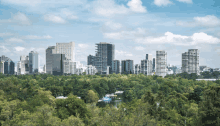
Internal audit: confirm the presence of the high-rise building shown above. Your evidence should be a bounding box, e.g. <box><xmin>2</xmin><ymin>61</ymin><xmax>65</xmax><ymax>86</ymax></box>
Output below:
<box><xmin>153</xmin><ymin>58</ymin><xmax>156</xmax><ymax>72</ymax></box>
<box><xmin>94</xmin><ymin>42</ymin><xmax>115</xmax><ymax>74</ymax></box>
<box><xmin>141</xmin><ymin>59</ymin><xmax>152</xmax><ymax>75</ymax></box>
<box><xmin>156</xmin><ymin>51</ymin><xmax>167</xmax><ymax>77</ymax></box>
<box><xmin>46</xmin><ymin>46</ymin><xmax>56</xmax><ymax>74</ymax></box>
<box><xmin>86</xmin><ymin>65</ymin><xmax>97</xmax><ymax>75</ymax></box>
<box><xmin>87</xmin><ymin>55</ymin><xmax>96</xmax><ymax>66</ymax></box>
<box><xmin>146</xmin><ymin>54</ymin><xmax>152</xmax><ymax>61</ymax></box>
<box><xmin>43</xmin><ymin>65</ymin><xmax>46</xmax><ymax>73</ymax></box>
<box><xmin>182</xmin><ymin>49</ymin><xmax>199</xmax><ymax>75</ymax></box>
<box><xmin>121</xmin><ymin>59</ymin><xmax>133</xmax><ymax>74</ymax></box>
<box><xmin>52</xmin><ymin>54</ymin><xmax>66</xmax><ymax>75</ymax></box>
<box><xmin>135</xmin><ymin>64</ymin><xmax>141</xmax><ymax>74</ymax></box>
<box><xmin>17</xmin><ymin>55</ymin><xmax>29</xmax><ymax>75</ymax></box>
<box><xmin>0</xmin><ymin>55</ymin><xmax>15</xmax><ymax>75</ymax></box>
<box><xmin>112</xmin><ymin>60</ymin><xmax>120</xmax><ymax>74</ymax></box>
<box><xmin>56</xmin><ymin>42</ymin><xmax>75</xmax><ymax>61</ymax></box>
<box><xmin>29</xmin><ymin>51</ymin><xmax>39</xmax><ymax>74</ymax></box>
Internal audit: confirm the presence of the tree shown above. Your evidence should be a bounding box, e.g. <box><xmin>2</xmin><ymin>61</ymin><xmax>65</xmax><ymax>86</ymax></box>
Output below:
<box><xmin>85</xmin><ymin>90</ymin><xmax>99</xmax><ymax>104</ymax></box>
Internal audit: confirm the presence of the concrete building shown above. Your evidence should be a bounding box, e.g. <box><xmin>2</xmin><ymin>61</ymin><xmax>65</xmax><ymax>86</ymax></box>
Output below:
<box><xmin>146</xmin><ymin>54</ymin><xmax>152</xmax><ymax>61</ymax></box>
<box><xmin>55</xmin><ymin>42</ymin><xmax>75</xmax><ymax>61</ymax></box>
<box><xmin>121</xmin><ymin>59</ymin><xmax>133</xmax><ymax>74</ymax></box>
<box><xmin>0</xmin><ymin>55</ymin><xmax>15</xmax><ymax>75</ymax></box>
<box><xmin>46</xmin><ymin>46</ymin><xmax>56</xmax><ymax>74</ymax></box>
<box><xmin>17</xmin><ymin>56</ymin><xmax>29</xmax><ymax>75</ymax></box>
<box><xmin>135</xmin><ymin>64</ymin><xmax>141</xmax><ymax>74</ymax></box>
<box><xmin>43</xmin><ymin>65</ymin><xmax>46</xmax><ymax>73</ymax></box>
<box><xmin>153</xmin><ymin>58</ymin><xmax>156</xmax><ymax>72</ymax></box>
<box><xmin>140</xmin><ymin>59</ymin><xmax>152</xmax><ymax>75</ymax></box>
<box><xmin>213</xmin><ymin>68</ymin><xmax>220</xmax><ymax>72</ymax></box>
<box><xmin>156</xmin><ymin>51</ymin><xmax>167</xmax><ymax>77</ymax></box>
<box><xmin>29</xmin><ymin>51</ymin><xmax>39</xmax><ymax>74</ymax></box>
<box><xmin>87</xmin><ymin>55</ymin><xmax>96</xmax><ymax>66</ymax></box>
<box><xmin>200</xmin><ymin>66</ymin><xmax>207</xmax><ymax>72</ymax></box>
<box><xmin>94</xmin><ymin>42</ymin><xmax>115</xmax><ymax>74</ymax></box>
<box><xmin>182</xmin><ymin>49</ymin><xmax>199</xmax><ymax>75</ymax></box>
<box><xmin>86</xmin><ymin>65</ymin><xmax>97</xmax><ymax>75</ymax></box>
<box><xmin>112</xmin><ymin>60</ymin><xmax>120</xmax><ymax>74</ymax></box>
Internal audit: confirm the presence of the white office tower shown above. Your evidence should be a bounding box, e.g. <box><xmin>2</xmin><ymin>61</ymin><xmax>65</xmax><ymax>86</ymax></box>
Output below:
<box><xmin>17</xmin><ymin>56</ymin><xmax>29</xmax><ymax>75</ymax></box>
<box><xmin>182</xmin><ymin>49</ymin><xmax>199</xmax><ymax>75</ymax></box>
<box><xmin>0</xmin><ymin>61</ymin><xmax>4</xmax><ymax>74</ymax></box>
<box><xmin>63</xmin><ymin>59</ymin><xmax>75</xmax><ymax>74</ymax></box>
<box><xmin>56</xmin><ymin>42</ymin><xmax>75</xmax><ymax>61</ymax></box>
<box><xmin>141</xmin><ymin>60</ymin><xmax>152</xmax><ymax>75</ymax></box>
<box><xmin>86</xmin><ymin>65</ymin><xmax>97</xmax><ymax>75</ymax></box>
<box><xmin>135</xmin><ymin>64</ymin><xmax>141</xmax><ymax>74</ymax></box>
<box><xmin>156</xmin><ymin>51</ymin><xmax>167</xmax><ymax>77</ymax></box>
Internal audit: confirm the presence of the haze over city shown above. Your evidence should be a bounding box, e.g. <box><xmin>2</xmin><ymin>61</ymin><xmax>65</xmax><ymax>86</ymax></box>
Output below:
<box><xmin>0</xmin><ymin>0</ymin><xmax>220</xmax><ymax>72</ymax></box>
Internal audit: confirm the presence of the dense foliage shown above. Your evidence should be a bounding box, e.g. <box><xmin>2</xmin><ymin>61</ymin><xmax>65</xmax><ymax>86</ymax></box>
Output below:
<box><xmin>0</xmin><ymin>73</ymin><xmax>220</xmax><ymax>125</ymax></box>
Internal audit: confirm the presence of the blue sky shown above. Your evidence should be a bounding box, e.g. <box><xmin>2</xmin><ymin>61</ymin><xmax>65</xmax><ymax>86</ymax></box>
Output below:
<box><xmin>0</xmin><ymin>0</ymin><xmax>220</xmax><ymax>71</ymax></box>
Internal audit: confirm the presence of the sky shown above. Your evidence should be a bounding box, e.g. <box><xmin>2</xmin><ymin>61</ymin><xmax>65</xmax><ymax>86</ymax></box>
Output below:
<box><xmin>0</xmin><ymin>0</ymin><xmax>220</xmax><ymax>72</ymax></box>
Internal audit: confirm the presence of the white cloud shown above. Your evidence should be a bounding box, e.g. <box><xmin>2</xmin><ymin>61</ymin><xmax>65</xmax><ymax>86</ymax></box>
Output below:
<box><xmin>0</xmin><ymin>46</ymin><xmax>10</xmax><ymax>52</ymax></box>
<box><xmin>177</xmin><ymin>15</ymin><xmax>220</xmax><ymax>27</ymax></box>
<box><xmin>24</xmin><ymin>35</ymin><xmax>52</xmax><ymax>39</ymax></box>
<box><xmin>78</xmin><ymin>44</ymin><xmax>89</xmax><ymax>49</ymax></box>
<box><xmin>104</xmin><ymin>21</ymin><xmax>122</xmax><ymax>30</ymax></box>
<box><xmin>154</xmin><ymin>0</ymin><xmax>173</xmax><ymax>6</ymax></box>
<box><xmin>14</xmin><ymin>46</ymin><xmax>25</xmax><ymax>51</ymax></box>
<box><xmin>0</xmin><ymin>33</ymin><xmax>14</xmax><ymax>37</ymax></box>
<box><xmin>92</xmin><ymin>0</ymin><xmax>129</xmax><ymax>17</ymax></box>
<box><xmin>44</xmin><ymin>15</ymin><xmax>66</xmax><ymax>24</ymax></box>
<box><xmin>135</xmin><ymin>32</ymin><xmax>220</xmax><ymax>46</ymax></box>
<box><xmin>127</xmin><ymin>0</ymin><xmax>147</xmax><ymax>13</ymax></box>
<box><xmin>60</xmin><ymin>8</ymin><xmax>78</xmax><ymax>20</ymax></box>
<box><xmin>0</xmin><ymin>12</ymin><xmax>31</xmax><ymax>25</ymax></box>
<box><xmin>115</xmin><ymin>50</ymin><xmax>133</xmax><ymax>57</ymax></box>
<box><xmin>7</xmin><ymin>38</ymin><xmax>24</xmax><ymax>43</ymax></box>
<box><xmin>103</xmin><ymin>28</ymin><xmax>146</xmax><ymax>39</ymax></box>
<box><xmin>176</xmin><ymin>0</ymin><xmax>192</xmax><ymax>3</ymax></box>
<box><xmin>1</xmin><ymin>0</ymin><xmax>41</xmax><ymax>6</ymax></box>
<box><xmin>134</xmin><ymin>46</ymin><xmax>145</xmax><ymax>50</ymax></box>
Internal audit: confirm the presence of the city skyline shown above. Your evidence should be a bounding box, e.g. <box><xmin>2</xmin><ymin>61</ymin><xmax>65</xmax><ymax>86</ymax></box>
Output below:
<box><xmin>0</xmin><ymin>0</ymin><xmax>220</xmax><ymax>72</ymax></box>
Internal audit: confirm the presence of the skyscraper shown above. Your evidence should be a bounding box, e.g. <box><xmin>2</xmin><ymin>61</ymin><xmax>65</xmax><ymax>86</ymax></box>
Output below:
<box><xmin>56</xmin><ymin>42</ymin><xmax>75</xmax><ymax>61</ymax></box>
<box><xmin>135</xmin><ymin>64</ymin><xmax>141</xmax><ymax>74</ymax></box>
<box><xmin>121</xmin><ymin>59</ymin><xmax>133</xmax><ymax>74</ymax></box>
<box><xmin>182</xmin><ymin>49</ymin><xmax>199</xmax><ymax>75</ymax></box>
<box><xmin>0</xmin><ymin>55</ymin><xmax>14</xmax><ymax>75</ymax></box>
<box><xmin>29</xmin><ymin>51</ymin><xmax>39</xmax><ymax>74</ymax></box>
<box><xmin>94</xmin><ymin>42</ymin><xmax>115</xmax><ymax>74</ymax></box>
<box><xmin>141</xmin><ymin>59</ymin><xmax>152</xmax><ymax>75</ymax></box>
<box><xmin>156</xmin><ymin>51</ymin><xmax>167</xmax><ymax>77</ymax></box>
<box><xmin>46</xmin><ymin>46</ymin><xmax>66</xmax><ymax>75</ymax></box>
<box><xmin>112</xmin><ymin>60</ymin><xmax>120</xmax><ymax>74</ymax></box>
<box><xmin>146</xmin><ymin>54</ymin><xmax>152</xmax><ymax>61</ymax></box>
<box><xmin>17</xmin><ymin>55</ymin><xmax>29</xmax><ymax>75</ymax></box>
<box><xmin>153</xmin><ymin>58</ymin><xmax>156</xmax><ymax>72</ymax></box>
<box><xmin>87</xmin><ymin>55</ymin><xmax>96</xmax><ymax>66</ymax></box>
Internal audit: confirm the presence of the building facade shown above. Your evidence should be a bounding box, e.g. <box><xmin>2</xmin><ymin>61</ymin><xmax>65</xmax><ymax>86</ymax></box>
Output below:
<box><xmin>141</xmin><ymin>59</ymin><xmax>152</xmax><ymax>75</ymax></box>
<box><xmin>121</xmin><ymin>60</ymin><xmax>133</xmax><ymax>74</ymax></box>
<box><xmin>87</xmin><ymin>55</ymin><xmax>96</xmax><ymax>66</ymax></box>
<box><xmin>0</xmin><ymin>55</ymin><xmax>15</xmax><ymax>75</ymax></box>
<box><xmin>56</xmin><ymin>42</ymin><xmax>75</xmax><ymax>61</ymax></box>
<box><xmin>86</xmin><ymin>65</ymin><xmax>97</xmax><ymax>75</ymax></box>
<box><xmin>156</xmin><ymin>51</ymin><xmax>167</xmax><ymax>77</ymax></box>
<box><xmin>17</xmin><ymin>55</ymin><xmax>29</xmax><ymax>75</ymax></box>
<box><xmin>153</xmin><ymin>58</ymin><xmax>156</xmax><ymax>72</ymax></box>
<box><xmin>135</xmin><ymin>64</ymin><xmax>141</xmax><ymax>74</ymax></box>
<box><xmin>94</xmin><ymin>42</ymin><xmax>115</xmax><ymax>74</ymax></box>
<box><xmin>112</xmin><ymin>60</ymin><xmax>120</xmax><ymax>74</ymax></box>
<box><xmin>182</xmin><ymin>49</ymin><xmax>199</xmax><ymax>75</ymax></box>
<box><xmin>29</xmin><ymin>51</ymin><xmax>39</xmax><ymax>74</ymax></box>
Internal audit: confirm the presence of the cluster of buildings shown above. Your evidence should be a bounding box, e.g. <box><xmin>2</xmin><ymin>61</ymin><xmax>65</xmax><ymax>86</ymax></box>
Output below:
<box><xmin>0</xmin><ymin>42</ymin><xmax>219</xmax><ymax>77</ymax></box>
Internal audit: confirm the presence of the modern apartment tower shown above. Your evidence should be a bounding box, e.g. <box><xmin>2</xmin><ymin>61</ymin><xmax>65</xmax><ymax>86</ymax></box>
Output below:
<box><xmin>156</xmin><ymin>51</ymin><xmax>167</xmax><ymax>77</ymax></box>
<box><xmin>29</xmin><ymin>51</ymin><xmax>39</xmax><ymax>74</ymax></box>
<box><xmin>146</xmin><ymin>54</ymin><xmax>152</xmax><ymax>61</ymax></box>
<box><xmin>0</xmin><ymin>55</ymin><xmax>15</xmax><ymax>75</ymax></box>
<box><xmin>87</xmin><ymin>55</ymin><xmax>96</xmax><ymax>66</ymax></box>
<box><xmin>17</xmin><ymin>56</ymin><xmax>29</xmax><ymax>75</ymax></box>
<box><xmin>112</xmin><ymin>60</ymin><xmax>120</xmax><ymax>74</ymax></box>
<box><xmin>182</xmin><ymin>49</ymin><xmax>199</xmax><ymax>75</ymax></box>
<box><xmin>135</xmin><ymin>64</ymin><xmax>141</xmax><ymax>74</ymax></box>
<box><xmin>121</xmin><ymin>59</ymin><xmax>133</xmax><ymax>74</ymax></box>
<box><xmin>141</xmin><ymin>60</ymin><xmax>152</xmax><ymax>75</ymax></box>
<box><xmin>94</xmin><ymin>42</ymin><xmax>115</xmax><ymax>74</ymax></box>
